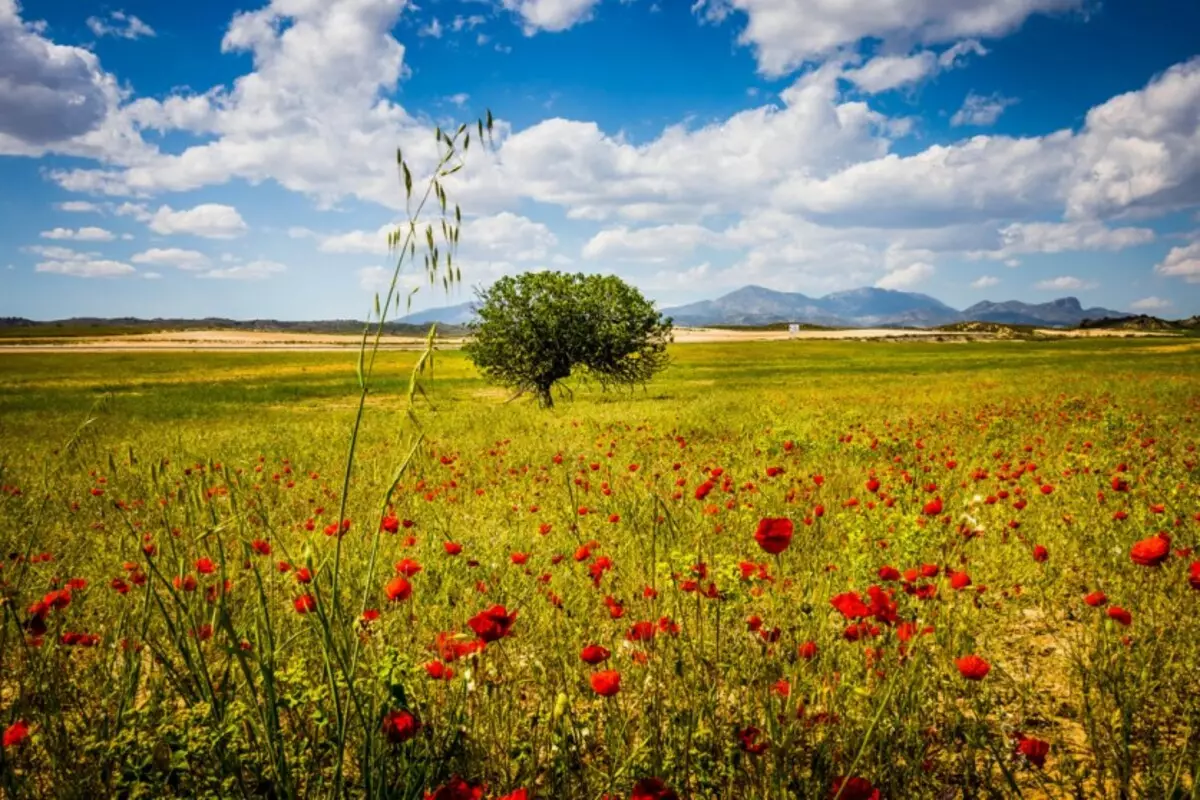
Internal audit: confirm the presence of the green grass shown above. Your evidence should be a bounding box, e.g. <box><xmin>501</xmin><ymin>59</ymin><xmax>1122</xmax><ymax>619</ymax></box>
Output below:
<box><xmin>0</xmin><ymin>337</ymin><xmax>1197</xmax><ymax>799</ymax></box>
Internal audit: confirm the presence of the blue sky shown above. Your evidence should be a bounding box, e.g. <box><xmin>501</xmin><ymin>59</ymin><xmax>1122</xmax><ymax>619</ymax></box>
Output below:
<box><xmin>1</xmin><ymin>0</ymin><xmax>1198</xmax><ymax>320</ymax></box>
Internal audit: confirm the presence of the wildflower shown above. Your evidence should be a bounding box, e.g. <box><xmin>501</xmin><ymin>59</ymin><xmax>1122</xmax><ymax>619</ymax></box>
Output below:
<box><xmin>294</xmin><ymin>594</ymin><xmax>316</xmax><ymax>614</ymax></box>
<box><xmin>1084</xmin><ymin>591</ymin><xmax>1108</xmax><ymax>607</ymax></box>
<box><xmin>798</xmin><ymin>640</ymin><xmax>819</xmax><ymax>660</ymax></box>
<box><xmin>1130</xmin><ymin>533</ymin><xmax>1170</xmax><ymax>567</ymax></box>
<box><xmin>754</xmin><ymin>518</ymin><xmax>793</xmax><ymax>555</ymax></box>
<box><xmin>591</xmin><ymin>670</ymin><xmax>621</xmax><ymax>697</ymax></box>
<box><xmin>1032</xmin><ymin>545</ymin><xmax>1049</xmax><ymax>563</ymax></box>
<box><xmin>955</xmin><ymin>654</ymin><xmax>991</xmax><ymax>680</ymax></box>
<box><xmin>737</xmin><ymin>726</ymin><xmax>768</xmax><ymax>754</ymax></box>
<box><xmin>385</xmin><ymin>576</ymin><xmax>412</xmax><ymax>602</ymax></box>
<box><xmin>1107</xmin><ymin>606</ymin><xmax>1132</xmax><ymax>626</ymax></box>
<box><xmin>580</xmin><ymin>644</ymin><xmax>611</xmax><ymax>664</ymax></box>
<box><xmin>630</xmin><ymin>778</ymin><xmax>678</xmax><ymax>800</ymax></box>
<box><xmin>2</xmin><ymin>721</ymin><xmax>30</xmax><ymax>749</ymax></box>
<box><xmin>829</xmin><ymin>776</ymin><xmax>880</xmax><ymax>800</ymax></box>
<box><xmin>396</xmin><ymin>558</ymin><xmax>423</xmax><ymax>576</ymax></box>
<box><xmin>468</xmin><ymin>605</ymin><xmax>517</xmax><ymax>643</ymax></box>
<box><xmin>382</xmin><ymin>709</ymin><xmax>421</xmax><ymax>744</ymax></box>
<box><xmin>1015</xmin><ymin>735</ymin><xmax>1050</xmax><ymax>768</ymax></box>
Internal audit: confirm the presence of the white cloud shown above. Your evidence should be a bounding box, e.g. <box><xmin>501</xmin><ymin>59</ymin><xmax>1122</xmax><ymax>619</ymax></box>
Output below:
<box><xmin>198</xmin><ymin>259</ymin><xmax>285</xmax><ymax>280</ymax></box>
<box><xmin>1130</xmin><ymin>296</ymin><xmax>1171</xmax><ymax>311</ymax></box>
<box><xmin>971</xmin><ymin>275</ymin><xmax>999</xmax><ymax>288</ymax></box>
<box><xmin>582</xmin><ymin>224</ymin><xmax>724</xmax><ymax>263</ymax></box>
<box><xmin>501</xmin><ymin>0</ymin><xmax>602</xmax><ymax>34</ymax></box>
<box><xmin>419</xmin><ymin>17</ymin><xmax>442</xmax><ymax>37</ymax></box>
<box><xmin>1154</xmin><ymin>242</ymin><xmax>1200</xmax><ymax>283</ymax></box>
<box><xmin>970</xmin><ymin>220</ymin><xmax>1155</xmax><ymax>259</ymax></box>
<box><xmin>149</xmin><ymin>204</ymin><xmax>247</xmax><ymax>238</ymax></box>
<box><xmin>951</xmin><ymin>92</ymin><xmax>1017</xmax><ymax>127</ymax></box>
<box><xmin>142</xmin><ymin>271</ymin><xmax>162</xmax><ymax>279</ymax></box>
<box><xmin>451</xmin><ymin>15</ymin><xmax>487</xmax><ymax>32</ymax></box>
<box><xmin>40</xmin><ymin>226</ymin><xmax>115</xmax><ymax>241</ymax></box>
<box><xmin>57</xmin><ymin>200</ymin><xmax>102</xmax><ymax>212</ymax></box>
<box><xmin>320</xmin><ymin>213</ymin><xmax>557</xmax><ymax>261</ymax></box>
<box><xmin>130</xmin><ymin>247</ymin><xmax>210</xmax><ymax>270</ymax></box>
<box><xmin>1034</xmin><ymin>275</ymin><xmax>1094</xmax><ymax>291</ymax></box>
<box><xmin>876</xmin><ymin>261</ymin><xmax>934</xmax><ymax>289</ymax></box>
<box><xmin>86</xmin><ymin>10</ymin><xmax>156</xmax><ymax>40</ymax></box>
<box><xmin>0</xmin><ymin>1</ymin><xmax>126</xmax><ymax>149</ymax></box>
<box><xmin>843</xmin><ymin>40</ymin><xmax>985</xmax><ymax>94</ymax></box>
<box><xmin>35</xmin><ymin>257</ymin><xmax>134</xmax><ymax>277</ymax></box>
<box><xmin>690</xmin><ymin>0</ymin><xmax>1080</xmax><ymax>77</ymax></box>
<box><xmin>358</xmin><ymin>265</ymin><xmax>390</xmax><ymax>292</ymax></box>
<box><xmin>319</xmin><ymin>225</ymin><xmax>392</xmax><ymax>254</ymax></box>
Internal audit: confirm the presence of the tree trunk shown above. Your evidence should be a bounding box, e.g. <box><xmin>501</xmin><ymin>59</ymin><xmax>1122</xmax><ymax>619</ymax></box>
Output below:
<box><xmin>536</xmin><ymin>384</ymin><xmax>554</xmax><ymax>408</ymax></box>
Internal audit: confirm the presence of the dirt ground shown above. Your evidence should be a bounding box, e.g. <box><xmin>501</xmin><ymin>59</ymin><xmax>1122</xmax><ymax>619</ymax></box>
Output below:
<box><xmin>0</xmin><ymin>326</ymin><xmax>1177</xmax><ymax>352</ymax></box>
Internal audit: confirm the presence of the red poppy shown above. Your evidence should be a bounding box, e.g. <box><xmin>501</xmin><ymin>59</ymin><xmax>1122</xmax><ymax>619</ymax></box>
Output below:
<box><xmin>1016</xmin><ymin>735</ymin><xmax>1050</xmax><ymax>768</ymax></box>
<box><xmin>581</xmin><ymin>644</ymin><xmax>611</xmax><ymax>664</ymax></box>
<box><xmin>495</xmin><ymin>791</ymin><xmax>528</xmax><ymax>800</ymax></box>
<box><xmin>737</xmin><ymin>726</ymin><xmax>768</xmax><ymax>754</ymax></box>
<box><xmin>1032</xmin><ymin>545</ymin><xmax>1049</xmax><ymax>563</ymax></box>
<box><xmin>385</xmin><ymin>576</ymin><xmax>412</xmax><ymax>602</ymax></box>
<box><xmin>382</xmin><ymin>709</ymin><xmax>421</xmax><ymax>744</ymax></box>
<box><xmin>694</xmin><ymin>481</ymin><xmax>715</xmax><ymax>500</ymax></box>
<box><xmin>510</xmin><ymin>552</ymin><xmax>529</xmax><ymax>565</ymax></box>
<box><xmin>829</xmin><ymin>776</ymin><xmax>880</xmax><ymax>800</ymax></box>
<box><xmin>1130</xmin><ymin>533</ymin><xmax>1170</xmax><ymax>567</ymax></box>
<box><xmin>1084</xmin><ymin>591</ymin><xmax>1108</xmax><ymax>607</ymax></box>
<box><xmin>196</xmin><ymin>558</ymin><xmax>216</xmax><ymax>574</ymax></box>
<box><xmin>293</xmin><ymin>594</ymin><xmax>316</xmax><ymax>614</ymax></box>
<box><xmin>798</xmin><ymin>640</ymin><xmax>818</xmax><ymax>660</ymax></box>
<box><xmin>754</xmin><ymin>518</ymin><xmax>793</xmax><ymax>555</ymax></box>
<box><xmin>468</xmin><ymin>605</ymin><xmax>518</xmax><ymax>643</ymax></box>
<box><xmin>424</xmin><ymin>660</ymin><xmax>454</xmax><ymax>680</ymax></box>
<box><xmin>395</xmin><ymin>558</ymin><xmax>423</xmax><ymax>576</ymax></box>
<box><xmin>922</xmin><ymin>497</ymin><xmax>943</xmax><ymax>516</ymax></box>
<box><xmin>1107</xmin><ymin>606</ymin><xmax>1132</xmax><ymax>626</ymax></box>
<box><xmin>1190</xmin><ymin>561</ymin><xmax>1200</xmax><ymax>590</ymax></box>
<box><xmin>877</xmin><ymin>566</ymin><xmax>901</xmax><ymax>581</ymax></box>
<box><xmin>955</xmin><ymin>654</ymin><xmax>991</xmax><ymax>680</ymax></box>
<box><xmin>444</xmin><ymin>542</ymin><xmax>463</xmax><ymax>556</ymax></box>
<box><xmin>630</xmin><ymin>777</ymin><xmax>678</xmax><ymax>800</ymax></box>
<box><xmin>2</xmin><ymin>720</ymin><xmax>30</xmax><ymax>748</ymax></box>
<box><xmin>950</xmin><ymin>571</ymin><xmax>971</xmax><ymax>590</ymax></box>
<box><xmin>424</xmin><ymin>776</ymin><xmax>484</xmax><ymax>800</ymax></box>
<box><xmin>591</xmin><ymin>670</ymin><xmax>621</xmax><ymax>697</ymax></box>
<box><xmin>831</xmin><ymin>592</ymin><xmax>870</xmax><ymax>620</ymax></box>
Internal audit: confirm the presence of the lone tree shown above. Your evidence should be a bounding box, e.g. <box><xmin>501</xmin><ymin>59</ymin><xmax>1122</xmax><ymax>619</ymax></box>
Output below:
<box><xmin>464</xmin><ymin>271</ymin><xmax>673</xmax><ymax>407</ymax></box>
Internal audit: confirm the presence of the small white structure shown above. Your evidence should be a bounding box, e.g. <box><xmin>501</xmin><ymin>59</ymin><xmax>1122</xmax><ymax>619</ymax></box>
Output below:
<box><xmin>787</xmin><ymin>323</ymin><xmax>800</xmax><ymax>336</ymax></box>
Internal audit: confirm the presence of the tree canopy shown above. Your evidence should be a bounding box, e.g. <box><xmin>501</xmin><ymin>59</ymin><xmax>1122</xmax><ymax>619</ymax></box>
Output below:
<box><xmin>464</xmin><ymin>272</ymin><xmax>673</xmax><ymax>407</ymax></box>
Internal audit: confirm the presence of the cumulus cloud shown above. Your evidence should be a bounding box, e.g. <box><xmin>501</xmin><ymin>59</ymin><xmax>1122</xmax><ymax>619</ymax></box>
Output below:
<box><xmin>843</xmin><ymin>40</ymin><xmax>985</xmax><ymax>94</ymax></box>
<box><xmin>1154</xmin><ymin>242</ymin><xmax>1200</xmax><ymax>283</ymax></box>
<box><xmin>876</xmin><ymin>261</ymin><xmax>934</xmax><ymax>289</ymax></box>
<box><xmin>950</xmin><ymin>92</ymin><xmax>1017</xmax><ymax>126</ymax></box>
<box><xmin>130</xmin><ymin>247</ymin><xmax>210</xmax><ymax>270</ymax></box>
<box><xmin>969</xmin><ymin>220</ymin><xmax>1155</xmax><ymax>259</ymax></box>
<box><xmin>0</xmin><ymin>0</ymin><xmax>125</xmax><ymax>148</ymax></box>
<box><xmin>31</xmin><ymin>244</ymin><xmax>134</xmax><ymax>277</ymax></box>
<box><xmin>148</xmin><ymin>204</ymin><xmax>247</xmax><ymax>238</ymax></box>
<box><xmin>319</xmin><ymin>213</ymin><xmax>557</xmax><ymax>261</ymax></box>
<box><xmin>971</xmin><ymin>275</ymin><xmax>999</xmax><ymax>289</ymax></box>
<box><xmin>57</xmin><ymin>200</ymin><xmax>102</xmax><ymax>212</ymax></box>
<box><xmin>501</xmin><ymin>0</ymin><xmax>602</xmax><ymax>34</ymax></box>
<box><xmin>86</xmin><ymin>10</ymin><xmax>155</xmax><ymax>40</ymax></box>
<box><xmin>690</xmin><ymin>0</ymin><xmax>1080</xmax><ymax>77</ymax></box>
<box><xmin>40</xmin><ymin>226</ymin><xmax>115</xmax><ymax>241</ymax></box>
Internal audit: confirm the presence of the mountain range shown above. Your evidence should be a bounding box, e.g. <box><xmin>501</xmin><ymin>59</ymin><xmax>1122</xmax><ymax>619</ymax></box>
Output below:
<box><xmin>398</xmin><ymin>286</ymin><xmax>1127</xmax><ymax>329</ymax></box>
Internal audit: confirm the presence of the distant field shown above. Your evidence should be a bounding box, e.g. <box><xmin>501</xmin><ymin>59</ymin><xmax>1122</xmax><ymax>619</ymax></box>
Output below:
<box><xmin>0</xmin><ymin>338</ymin><xmax>1197</xmax><ymax>798</ymax></box>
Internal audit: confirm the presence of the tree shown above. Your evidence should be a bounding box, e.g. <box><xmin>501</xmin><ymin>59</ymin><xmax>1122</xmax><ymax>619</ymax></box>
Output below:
<box><xmin>464</xmin><ymin>272</ymin><xmax>673</xmax><ymax>407</ymax></box>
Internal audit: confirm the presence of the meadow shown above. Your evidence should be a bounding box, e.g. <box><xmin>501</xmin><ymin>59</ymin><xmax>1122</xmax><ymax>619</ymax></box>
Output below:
<box><xmin>0</xmin><ymin>337</ymin><xmax>1197</xmax><ymax>799</ymax></box>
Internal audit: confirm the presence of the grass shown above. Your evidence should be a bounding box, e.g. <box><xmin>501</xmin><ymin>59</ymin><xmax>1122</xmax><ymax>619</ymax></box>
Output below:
<box><xmin>0</xmin><ymin>337</ymin><xmax>1197</xmax><ymax>799</ymax></box>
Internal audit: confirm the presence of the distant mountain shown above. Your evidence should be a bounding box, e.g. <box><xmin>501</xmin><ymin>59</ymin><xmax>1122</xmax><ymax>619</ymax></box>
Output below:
<box><xmin>397</xmin><ymin>302</ymin><xmax>476</xmax><ymax>326</ymax></box>
<box><xmin>960</xmin><ymin>297</ymin><xmax>1124</xmax><ymax>327</ymax></box>
<box><xmin>657</xmin><ymin>288</ymin><xmax>1126</xmax><ymax>328</ymax></box>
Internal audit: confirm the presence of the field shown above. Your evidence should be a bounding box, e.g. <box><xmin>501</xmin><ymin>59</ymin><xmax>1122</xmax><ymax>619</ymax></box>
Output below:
<box><xmin>0</xmin><ymin>338</ymin><xmax>1198</xmax><ymax>799</ymax></box>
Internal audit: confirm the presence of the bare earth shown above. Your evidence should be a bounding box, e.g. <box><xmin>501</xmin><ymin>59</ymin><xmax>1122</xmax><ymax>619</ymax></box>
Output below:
<box><xmin>0</xmin><ymin>326</ymin><xmax>1177</xmax><ymax>352</ymax></box>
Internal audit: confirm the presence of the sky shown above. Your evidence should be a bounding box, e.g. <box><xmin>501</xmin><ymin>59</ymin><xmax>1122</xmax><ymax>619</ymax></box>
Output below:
<box><xmin>1</xmin><ymin>0</ymin><xmax>1198</xmax><ymax>321</ymax></box>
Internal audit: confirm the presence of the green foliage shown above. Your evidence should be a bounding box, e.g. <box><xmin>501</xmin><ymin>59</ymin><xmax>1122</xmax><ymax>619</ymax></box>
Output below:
<box><xmin>464</xmin><ymin>271</ymin><xmax>673</xmax><ymax>407</ymax></box>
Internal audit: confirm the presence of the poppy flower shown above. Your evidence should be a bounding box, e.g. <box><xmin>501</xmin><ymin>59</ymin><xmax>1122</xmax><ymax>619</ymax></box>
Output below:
<box><xmin>922</xmin><ymin>497</ymin><xmax>943</xmax><ymax>516</ymax></box>
<box><xmin>877</xmin><ymin>566</ymin><xmax>901</xmax><ymax>582</ymax></box>
<box><xmin>496</xmin><ymin>791</ymin><xmax>528</xmax><ymax>800</ymax></box>
<box><xmin>510</xmin><ymin>552</ymin><xmax>529</xmax><ymax>565</ymax></box>
<box><xmin>2</xmin><ymin>721</ymin><xmax>30</xmax><ymax>748</ymax></box>
<box><xmin>382</xmin><ymin>709</ymin><xmax>421</xmax><ymax>744</ymax></box>
<box><xmin>950</xmin><ymin>571</ymin><xmax>972</xmax><ymax>590</ymax></box>
<box><xmin>754</xmin><ymin>518</ymin><xmax>793</xmax><ymax>555</ymax></box>
<box><xmin>294</xmin><ymin>594</ymin><xmax>316</xmax><ymax>614</ymax></box>
<box><xmin>1107</xmin><ymin>606</ymin><xmax>1132</xmax><ymax>626</ymax></box>
<box><xmin>630</xmin><ymin>777</ymin><xmax>678</xmax><ymax>800</ymax></box>
<box><xmin>196</xmin><ymin>558</ymin><xmax>216</xmax><ymax>575</ymax></box>
<box><xmin>1032</xmin><ymin>545</ymin><xmax>1049</xmax><ymax>563</ymax></box>
<box><xmin>591</xmin><ymin>670</ymin><xmax>621</xmax><ymax>697</ymax></box>
<box><xmin>1016</xmin><ymin>735</ymin><xmax>1050</xmax><ymax>768</ymax></box>
<box><xmin>955</xmin><ymin>654</ymin><xmax>991</xmax><ymax>680</ymax></box>
<box><xmin>1084</xmin><ymin>591</ymin><xmax>1108</xmax><ymax>607</ymax></box>
<box><xmin>395</xmin><ymin>558</ymin><xmax>423</xmax><ymax>577</ymax></box>
<box><xmin>385</xmin><ymin>576</ymin><xmax>412</xmax><ymax>602</ymax></box>
<box><xmin>831</xmin><ymin>592</ymin><xmax>870</xmax><ymax>620</ymax></box>
<box><xmin>468</xmin><ymin>605</ymin><xmax>517</xmax><ymax>643</ymax></box>
<box><xmin>694</xmin><ymin>481</ymin><xmax>715</xmax><ymax>500</ymax></box>
<box><xmin>444</xmin><ymin>542</ymin><xmax>463</xmax><ymax>556</ymax></box>
<box><xmin>424</xmin><ymin>660</ymin><xmax>454</xmax><ymax>680</ymax></box>
<box><xmin>1189</xmin><ymin>561</ymin><xmax>1200</xmax><ymax>590</ymax></box>
<box><xmin>424</xmin><ymin>776</ymin><xmax>484</xmax><ymax>800</ymax></box>
<box><xmin>798</xmin><ymin>640</ymin><xmax>818</xmax><ymax>660</ymax></box>
<box><xmin>737</xmin><ymin>726</ymin><xmax>768</xmax><ymax>754</ymax></box>
<box><xmin>829</xmin><ymin>776</ymin><xmax>880</xmax><ymax>800</ymax></box>
<box><xmin>581</xmin><ymin>644</ymin><xmax>611</xmax><ymax>664</ymax></box>
<box><xmin>1130</xmin><ymin>533</ymin><xmax>1170</xmax><ymax>567</ymax></box>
